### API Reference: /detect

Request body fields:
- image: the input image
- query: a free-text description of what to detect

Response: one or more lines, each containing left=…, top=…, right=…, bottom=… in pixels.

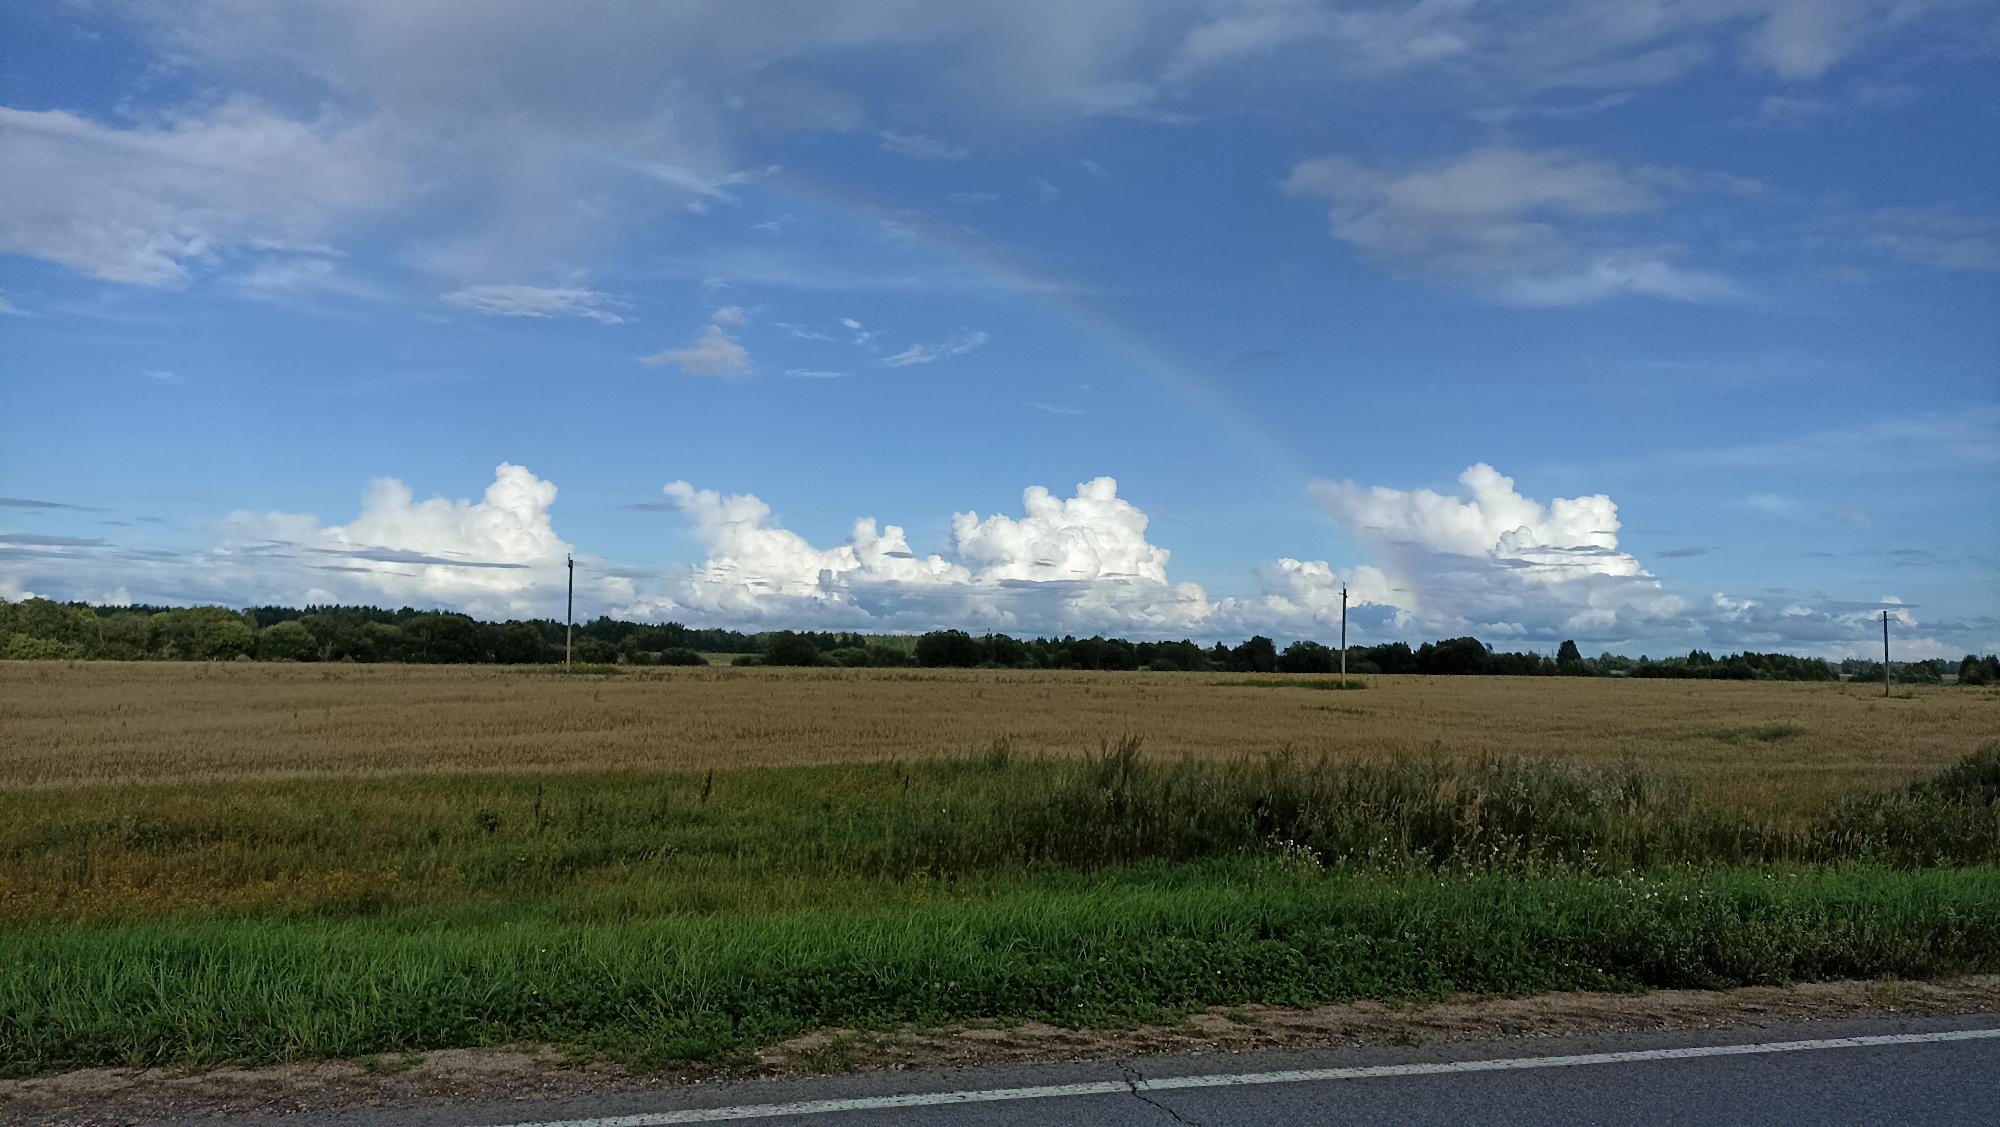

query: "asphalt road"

left=192, top=1014, right=2000, bottom=1127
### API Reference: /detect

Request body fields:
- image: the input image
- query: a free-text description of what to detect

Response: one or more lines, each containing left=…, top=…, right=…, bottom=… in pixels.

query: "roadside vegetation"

left=3, top=716, right=1997, bottom=1076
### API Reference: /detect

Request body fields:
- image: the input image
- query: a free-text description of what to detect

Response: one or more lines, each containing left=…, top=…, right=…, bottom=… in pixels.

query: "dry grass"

left=4, top=661, right=1994, bottom=812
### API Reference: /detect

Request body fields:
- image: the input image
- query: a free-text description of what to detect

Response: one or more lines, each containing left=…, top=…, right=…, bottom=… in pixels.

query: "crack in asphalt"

left=1120, top=1060, right=1205, bottom=1126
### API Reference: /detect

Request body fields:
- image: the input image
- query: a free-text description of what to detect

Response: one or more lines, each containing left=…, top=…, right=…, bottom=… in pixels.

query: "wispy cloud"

left=1467, top=92, right=1634, bottom=124
left=877, top=130, right=969, bottom=160
left=0, top=533, right=108, bottom=547
left=442, top=284, right=628, bottom=325
left=1029, top=400, right=1085, bottom=416
left=1284, top=146, right=1751, bottom=306
left=885, top=330, right=990, bottom=366
left=784, top=369, right=850, bottom=380
left=0, top=497, right=102, bottom=512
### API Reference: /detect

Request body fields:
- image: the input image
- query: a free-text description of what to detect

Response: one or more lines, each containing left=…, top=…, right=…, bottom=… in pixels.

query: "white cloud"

left=1467, top=92, right=1635, bottom=124
left=443, top=284, right=627, bottom=324
left=885, top=330, right=990, bottom=366
left=837, top=317, right=881, bottom=349
left=1283, top=146, right=1747, bottom=304
left=1746, top=0, right=1870, bottom=80
left=1864, top=205, right=2000, bottom=271
left=0, top=296, right=27, bottom=316
left=1736, top=93, right=1829, bottom=128
left=1164, top=0, right=1965, bottom=91
left=221, top=463, right=575, bottom=609
left=13, top=0, right=1988, bottom=293
left=0, top=101, right=399, bottom=286
left=2, top=456, right=1980, bottom=657
left=644, top=305, right=753, bottom=376
left=627, top=476, right=1217, bottom=634
left=1304, top=463, right=1688, bottom=641
left=876, top=130, right=970, bottom=160
left=0, top=464, right=624, bottom=619
left=643, top=324, right=750, bottom=377
left=784, top=369, right=850, bottom=379
left=139, top=369, right=184, bottom=385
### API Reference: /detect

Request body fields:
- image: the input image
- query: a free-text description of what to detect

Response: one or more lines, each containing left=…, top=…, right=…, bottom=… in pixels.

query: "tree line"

left=2, top=597, right=1990, bottom=683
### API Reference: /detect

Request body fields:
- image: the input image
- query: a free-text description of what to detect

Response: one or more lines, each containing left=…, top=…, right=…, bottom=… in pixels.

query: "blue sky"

left=2, top=1, right=1995, bottom=657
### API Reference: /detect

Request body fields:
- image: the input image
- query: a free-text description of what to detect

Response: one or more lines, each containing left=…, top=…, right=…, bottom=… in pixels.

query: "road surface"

left=170, top=1014, right=2000, bottom=1126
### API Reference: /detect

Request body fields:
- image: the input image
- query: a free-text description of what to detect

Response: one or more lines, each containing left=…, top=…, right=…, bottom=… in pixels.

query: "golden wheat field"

left=4, top=660, right=1994, bottom=812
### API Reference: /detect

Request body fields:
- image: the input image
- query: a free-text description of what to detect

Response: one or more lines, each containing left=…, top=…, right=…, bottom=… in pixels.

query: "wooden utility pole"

left=565, top=555, right=574, bottom=668
left=1881, top=608, right=1890, bottom=697
left=1339, top=584, right=1348, bottom=681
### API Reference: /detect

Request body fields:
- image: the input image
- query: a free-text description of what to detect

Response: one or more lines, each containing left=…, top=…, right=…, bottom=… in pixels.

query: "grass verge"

left=4, top=744, right=1997, bottom=1077
left=5, top=864, right=1998, bottom=1076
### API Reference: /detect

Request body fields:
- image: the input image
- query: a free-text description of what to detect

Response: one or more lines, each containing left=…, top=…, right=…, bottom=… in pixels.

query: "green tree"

left=915, top=629, right=980, bottom=667
left=1557, top=639, right=1582, bottom=664
left=3, top=632, right=81, bottom=660
left=493, top=621, right=547, bottom=664
left=256, top=620, right=316, bottom=661
left=762, top=631, right=823, bottom=666
left=1422, top=636, right=1489, bottom=675
left=1228, top=635, right=1278, bottom=673
left=1279, top=640, right=1336, bottom=674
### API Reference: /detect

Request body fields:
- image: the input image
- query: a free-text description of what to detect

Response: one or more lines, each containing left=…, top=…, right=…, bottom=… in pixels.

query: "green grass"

left=4, top=743, right=1997, bottom=1076
left=6, top=864, right=1998, bottom=1075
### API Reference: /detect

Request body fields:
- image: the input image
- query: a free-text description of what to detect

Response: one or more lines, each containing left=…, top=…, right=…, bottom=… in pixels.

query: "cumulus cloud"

left=0, top=464, right=627, bottom=618
left=626, top=476, right=1216, bottom=634
left=885, top=329, right=990, bottom=366
left=220, top=463, right=577, bottom=608
left=1304, top=463, right=1689, bottom=641
left=443, top=284, right=628, bottom=324
left=1, top=458, right=1978, bottom=657
left=644, top=322, right=750, bottom=376
left=1283, top=146, right=1746, bottom=304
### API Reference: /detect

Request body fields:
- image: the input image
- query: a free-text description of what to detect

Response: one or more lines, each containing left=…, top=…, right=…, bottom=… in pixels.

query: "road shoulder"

left=6, top=976, right=1997, bottom=1126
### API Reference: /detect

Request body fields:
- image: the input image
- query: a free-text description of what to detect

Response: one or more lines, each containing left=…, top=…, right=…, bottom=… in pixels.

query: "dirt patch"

left=8, top=977, right=1997, bottom=1125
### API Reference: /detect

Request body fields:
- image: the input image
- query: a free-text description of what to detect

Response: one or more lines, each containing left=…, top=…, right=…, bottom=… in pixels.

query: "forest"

left=1, top=596, right=1990, bottom=683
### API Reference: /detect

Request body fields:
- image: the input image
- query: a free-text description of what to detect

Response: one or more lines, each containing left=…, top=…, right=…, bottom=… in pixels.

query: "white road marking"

left=489, top=1027, right=2000, bottom=1126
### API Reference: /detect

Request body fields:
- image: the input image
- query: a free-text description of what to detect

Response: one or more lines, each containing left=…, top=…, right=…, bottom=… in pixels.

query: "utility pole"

left=565, top=555, right=574, bottom=669
left=1881, top=608, right=1890, bottom=697
left=1339, top=584, right=1348, bottom=681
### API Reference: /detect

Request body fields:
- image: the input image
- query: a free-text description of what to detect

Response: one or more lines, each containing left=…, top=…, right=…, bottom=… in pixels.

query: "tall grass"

left=4, top=745, right=1995, bottom=923
left=5, top=865, right=1998, bottom=1075
left=854, top=739, right=2000, bottom=875
left=6, top=746, right=1997, bottom=1076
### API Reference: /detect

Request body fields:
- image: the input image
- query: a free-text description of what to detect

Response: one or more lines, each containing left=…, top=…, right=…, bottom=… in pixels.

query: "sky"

left=1, top=0, right=1996, bottom=659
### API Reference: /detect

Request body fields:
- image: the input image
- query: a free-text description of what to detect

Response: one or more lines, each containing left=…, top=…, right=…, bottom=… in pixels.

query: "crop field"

left=2, top=661, right=1997, bottom=1078
left=3, top=661, right=1990, bottom=808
